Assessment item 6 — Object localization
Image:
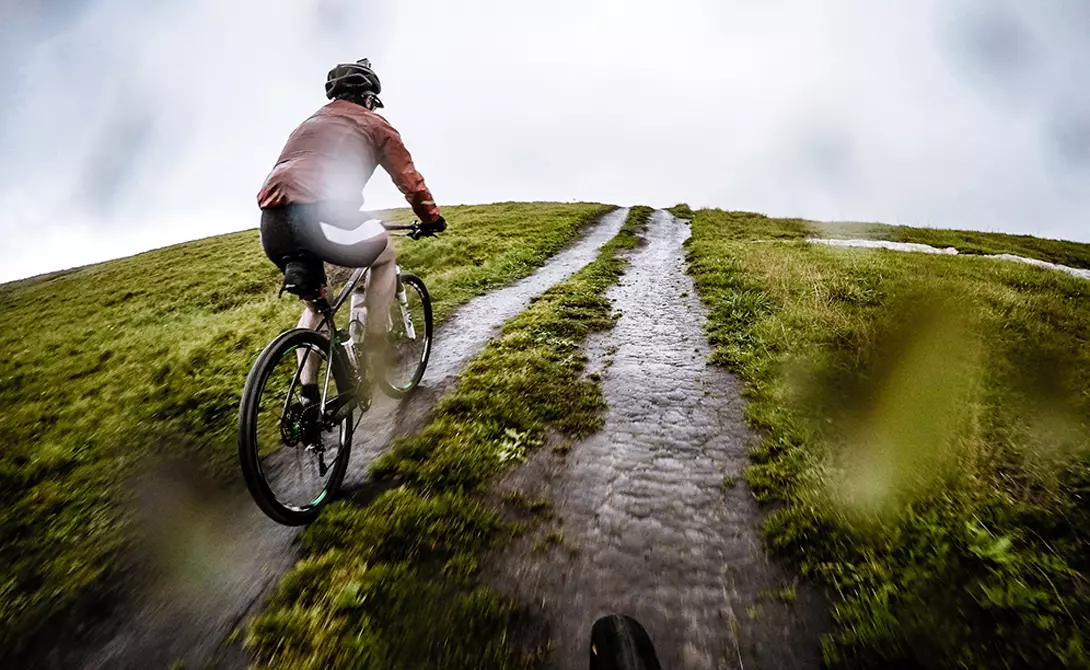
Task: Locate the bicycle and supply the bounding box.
[237,220,435,525]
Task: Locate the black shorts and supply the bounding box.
[260,203,388,279]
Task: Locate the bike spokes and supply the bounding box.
[253,341,346,510]
[382,276,431,393]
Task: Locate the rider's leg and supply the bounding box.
[296,301,322,398]
[362,238,397,373]
[260,205,326,404]
[275,204,389,395]
[364,238,397,337]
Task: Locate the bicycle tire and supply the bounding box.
[238,328,354,525]
[377,273,433,399]
[589,614,661,670]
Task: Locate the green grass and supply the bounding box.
[668,203,695,220]
[0,201,612,658]
[245,206,653,669]
[683,208,1090,668]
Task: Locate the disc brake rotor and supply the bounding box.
[280,406,303,446]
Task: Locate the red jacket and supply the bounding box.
[257,100,441,223]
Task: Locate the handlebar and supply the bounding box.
[381,220,437,241]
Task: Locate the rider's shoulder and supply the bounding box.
[329,101,394,128]
[360,109,400,138]
[362,107,392,126]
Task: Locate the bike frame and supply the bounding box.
[316,265,367,334]
[288,222,422,419]
[316,221,420,332]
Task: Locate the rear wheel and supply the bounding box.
[238,328,354,526]
[377,273,433,398]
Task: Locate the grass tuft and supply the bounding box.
[668,203,695,220]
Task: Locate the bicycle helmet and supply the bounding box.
[325,58,383,108]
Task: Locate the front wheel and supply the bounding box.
[377,273,433,398]
[238,328,354,526]
[589,614,661,670]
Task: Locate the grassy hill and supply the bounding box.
[0,202,612,658]
[6,199,1090,668]
[681,207,1090,668]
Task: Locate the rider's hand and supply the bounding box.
[422,215,446,236]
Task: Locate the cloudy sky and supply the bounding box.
[1,0,1087,282]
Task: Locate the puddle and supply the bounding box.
[809,238,1090,280]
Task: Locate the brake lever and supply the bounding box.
[407,226,437,241]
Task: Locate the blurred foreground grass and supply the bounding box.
[0,201,612,658]
[682,208,1090,668]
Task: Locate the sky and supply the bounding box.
[0,0,1088,282]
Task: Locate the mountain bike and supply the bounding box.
[237,221,434,526]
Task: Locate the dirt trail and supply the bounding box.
[343,206,631,486]
[45,208,629,670]
[493,210,828,669]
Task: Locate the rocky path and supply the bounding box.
[493,210,828,669]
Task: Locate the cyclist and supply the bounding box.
[256,58,445,401]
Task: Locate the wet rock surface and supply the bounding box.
[493,211,828,669]
[49,209,630,670]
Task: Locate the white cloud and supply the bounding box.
[0,0,1087,282]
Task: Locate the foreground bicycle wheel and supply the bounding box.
[589,614,661,670]
[377,273,433,398]
[238,328,354,525]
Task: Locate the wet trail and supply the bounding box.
[343,207,631,486]
[493,211,827,669]
[57,209,629,670]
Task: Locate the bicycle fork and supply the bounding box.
[395,267,417,340]
[314,265,415,426]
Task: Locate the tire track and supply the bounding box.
[492,210,829,669]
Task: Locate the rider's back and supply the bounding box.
[258,100,389,211]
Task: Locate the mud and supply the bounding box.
[492,211,828,669]
[39,208,629,670]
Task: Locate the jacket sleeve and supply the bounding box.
[374,117,441,224]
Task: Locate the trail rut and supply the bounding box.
[493,210,828,669]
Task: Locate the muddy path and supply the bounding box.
[41,208,630,670]
[342,206,631,487]
[492,210,829,669]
